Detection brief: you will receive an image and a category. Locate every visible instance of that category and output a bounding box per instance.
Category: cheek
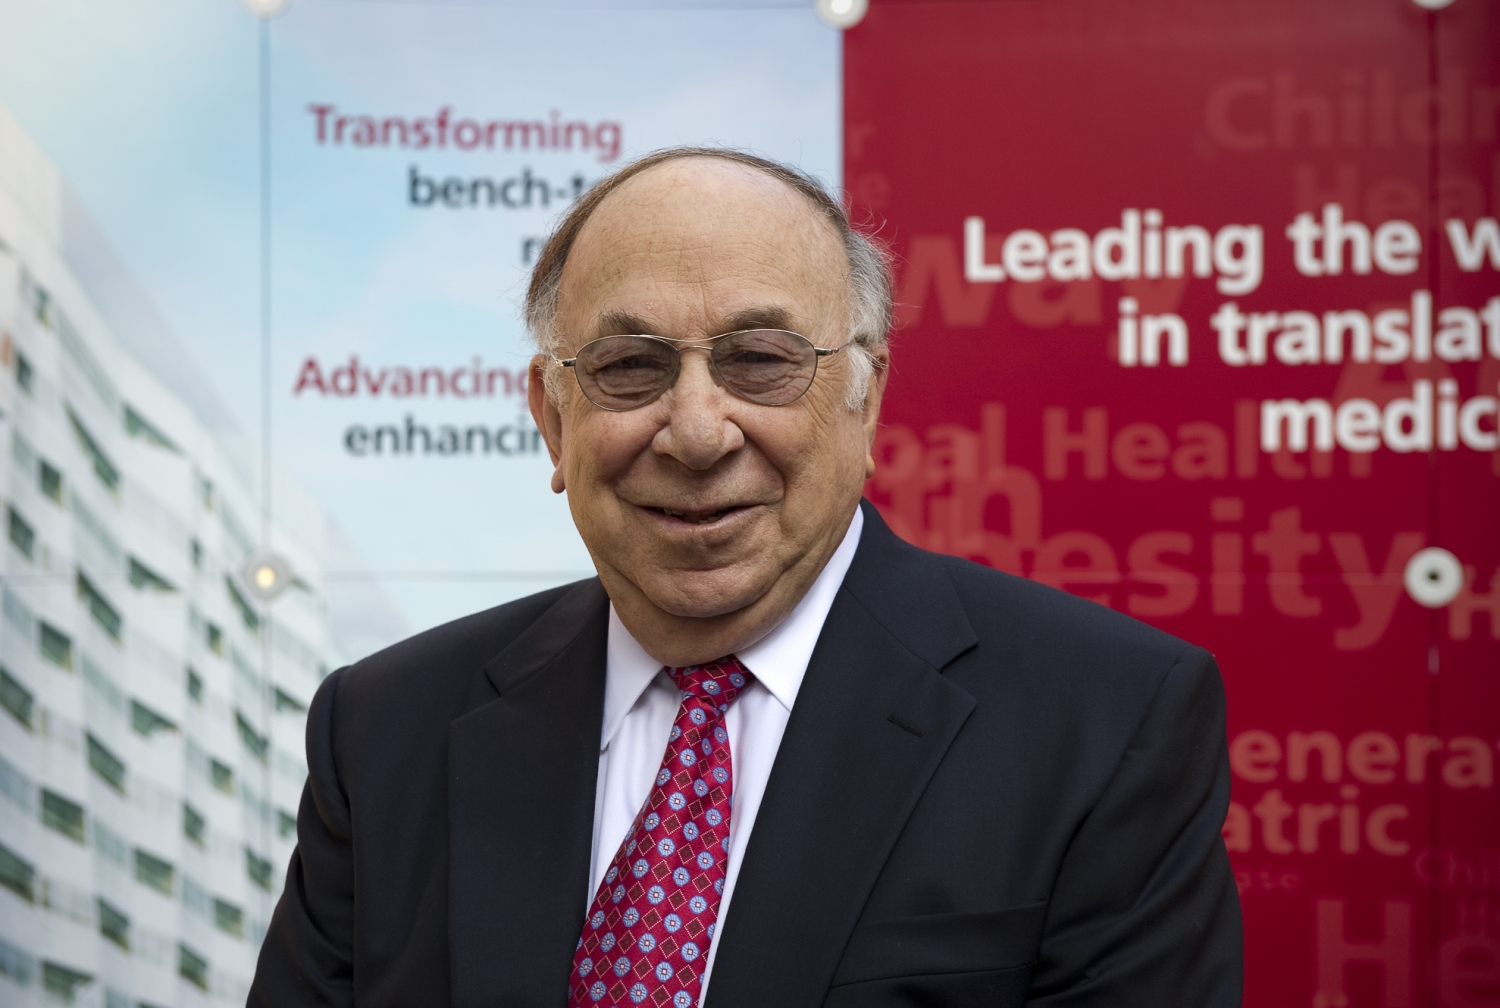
[751,412,863,491]
[565,406,658,480]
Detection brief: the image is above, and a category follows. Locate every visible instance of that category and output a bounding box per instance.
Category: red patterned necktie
[570,656,751,1008]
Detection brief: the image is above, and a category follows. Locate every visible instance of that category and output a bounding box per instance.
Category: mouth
[649,505,750,527]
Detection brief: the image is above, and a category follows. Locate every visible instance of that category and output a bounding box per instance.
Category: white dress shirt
[588,506,864,1000]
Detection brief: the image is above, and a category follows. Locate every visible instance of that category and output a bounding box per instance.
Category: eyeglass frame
[554,329,848,411]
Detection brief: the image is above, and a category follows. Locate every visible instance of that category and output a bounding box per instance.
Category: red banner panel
[846,1,1499,1003]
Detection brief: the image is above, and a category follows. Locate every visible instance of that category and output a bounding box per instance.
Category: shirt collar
[601,506,864,750]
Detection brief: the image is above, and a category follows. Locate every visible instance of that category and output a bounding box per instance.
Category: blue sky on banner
[0,0,840,643]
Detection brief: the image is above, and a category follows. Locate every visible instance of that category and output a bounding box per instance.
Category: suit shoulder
[926,550,1200,671]
[333,578,602,709]
[908,551,1219,761]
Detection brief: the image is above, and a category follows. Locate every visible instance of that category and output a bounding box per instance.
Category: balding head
[525,148,892,409]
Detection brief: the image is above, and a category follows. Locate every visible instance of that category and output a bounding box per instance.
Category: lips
[657,507,737,525]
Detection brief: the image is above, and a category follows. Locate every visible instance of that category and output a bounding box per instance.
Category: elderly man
[250,149,1242,1008]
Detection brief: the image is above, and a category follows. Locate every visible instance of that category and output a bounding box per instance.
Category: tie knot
[665,655,750,712]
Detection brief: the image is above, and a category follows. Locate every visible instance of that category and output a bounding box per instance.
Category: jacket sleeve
[1028,646,1243,1007]
[248,668,356,1007]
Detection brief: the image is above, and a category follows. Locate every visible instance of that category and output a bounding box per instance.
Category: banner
[0,2,838,1003]
[847,0,1499,1004]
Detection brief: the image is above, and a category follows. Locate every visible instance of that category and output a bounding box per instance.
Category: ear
[860,345,891,480]
[527,355,567,492]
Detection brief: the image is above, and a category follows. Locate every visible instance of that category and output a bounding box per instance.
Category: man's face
[529,159,886,636]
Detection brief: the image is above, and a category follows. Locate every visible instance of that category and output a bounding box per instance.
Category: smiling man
[251,149,1242,1008]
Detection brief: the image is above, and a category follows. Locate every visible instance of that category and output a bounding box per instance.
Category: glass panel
[177,943,209,991]
[0,937,35,985]
[183,802,206,847]
[92,820,128,868]
[41,961,93,1003]
[133,848,174,896]
[0,754,32,810]
[213,898,244,938]
[245,847,273,891]
[123,405,178,451]
[66,408,120,493]
[0,665,33,729]
[38,622,72,669]
[76,571,122,641]
[5,506,33,559]
[41,790,85,843]
[86,734,126,793]
[0,842,35,903]
[236,711,268,763]
[38,460,62,503]
[274,687,307,713]
[130,700,176,738]
[181,875,210,917]
[226,576,260,634]
[127,557,176,592]
[97,898,130,950]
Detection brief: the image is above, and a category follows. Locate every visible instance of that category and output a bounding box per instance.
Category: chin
[648,573,770,621]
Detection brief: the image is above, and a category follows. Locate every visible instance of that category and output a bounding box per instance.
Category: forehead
[557,159,847,338]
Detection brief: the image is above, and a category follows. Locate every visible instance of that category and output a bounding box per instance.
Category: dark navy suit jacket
[249,500,1242,1007]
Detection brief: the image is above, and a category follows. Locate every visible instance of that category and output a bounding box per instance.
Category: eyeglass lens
[571,330,820,410]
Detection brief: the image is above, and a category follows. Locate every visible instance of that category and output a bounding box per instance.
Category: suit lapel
[706,503,980,1008]
[449,579,610,1008]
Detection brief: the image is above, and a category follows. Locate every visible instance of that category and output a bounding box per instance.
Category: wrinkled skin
[528,158,889,668]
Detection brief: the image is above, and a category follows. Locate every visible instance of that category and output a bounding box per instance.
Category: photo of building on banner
[0,1,838,1004]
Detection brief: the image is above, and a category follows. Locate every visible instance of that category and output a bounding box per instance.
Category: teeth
[658,508,728,524]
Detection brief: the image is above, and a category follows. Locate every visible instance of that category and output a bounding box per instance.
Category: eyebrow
[595,306,800,340]
[720,306,797,334]
[596,310,653,338]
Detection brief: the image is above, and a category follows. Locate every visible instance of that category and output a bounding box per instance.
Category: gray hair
[523,146,893,411]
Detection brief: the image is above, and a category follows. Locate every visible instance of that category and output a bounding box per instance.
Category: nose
[651,348,744,470]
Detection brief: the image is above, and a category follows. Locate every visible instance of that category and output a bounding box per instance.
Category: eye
[579,336,676,376]
[600,353,669,371]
